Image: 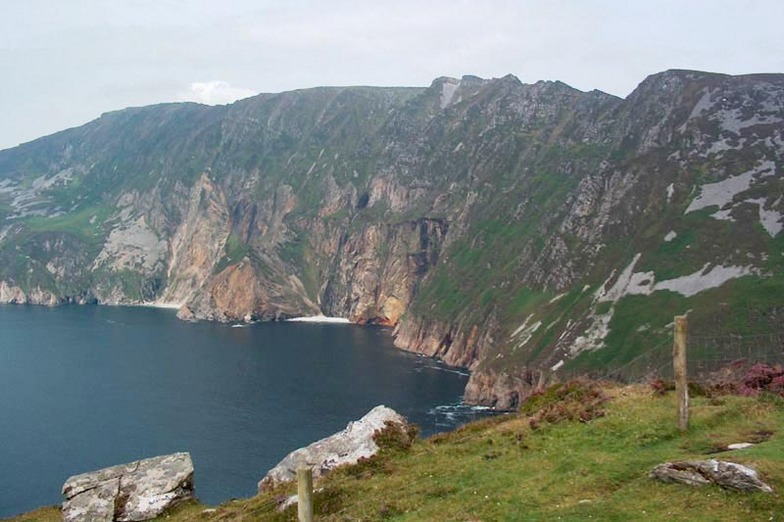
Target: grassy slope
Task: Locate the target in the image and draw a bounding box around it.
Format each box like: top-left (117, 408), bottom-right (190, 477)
top-left (18, 384), bottom-right (782, 521)
top-left (481, 207), bottom-right (784, 377)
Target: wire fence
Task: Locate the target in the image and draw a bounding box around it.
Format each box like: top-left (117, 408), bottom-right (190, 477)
top-left (559, 325), bottom-right (784, 386)
top-left (320, 325), bottom-right (784, 519)
top-left (421, 325), bottom-right (784, 432)
top-left (260, 321), bottom-right (784, 520)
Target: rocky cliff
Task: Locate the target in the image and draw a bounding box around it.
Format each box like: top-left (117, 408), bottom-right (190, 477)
top-left (1, 70), bottom-right (782, 406)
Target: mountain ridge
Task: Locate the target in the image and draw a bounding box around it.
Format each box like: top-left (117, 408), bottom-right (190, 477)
top-left (1, 69), bottom-right (782, 406)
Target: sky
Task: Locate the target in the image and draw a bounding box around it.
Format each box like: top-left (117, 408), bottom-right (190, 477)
top-left (1, 0), bottom-right (782, 151)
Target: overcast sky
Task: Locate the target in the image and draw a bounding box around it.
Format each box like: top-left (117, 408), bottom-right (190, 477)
top-left (1, 0), bottom-right (782, 151)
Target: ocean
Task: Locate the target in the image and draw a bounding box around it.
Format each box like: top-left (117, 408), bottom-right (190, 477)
top-left (0, 304), bottom-right (476, 517)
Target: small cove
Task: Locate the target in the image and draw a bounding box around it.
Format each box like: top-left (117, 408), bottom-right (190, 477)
top-left (0, 304), bottom-right (473, 517)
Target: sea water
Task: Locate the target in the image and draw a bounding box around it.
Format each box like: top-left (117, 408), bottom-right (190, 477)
top-left (0, 304), bottom-right (476, 517)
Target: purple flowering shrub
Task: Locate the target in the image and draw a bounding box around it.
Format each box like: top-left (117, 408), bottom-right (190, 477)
top-left (738, 364), bottom-right (784, 396)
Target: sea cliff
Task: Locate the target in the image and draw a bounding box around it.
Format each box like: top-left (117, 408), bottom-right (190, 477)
top-left (1, 70), bottom-right (783, 404)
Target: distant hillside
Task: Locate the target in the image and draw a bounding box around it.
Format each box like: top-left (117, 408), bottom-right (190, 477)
top-left (0, 70), bottom-right (782, 405)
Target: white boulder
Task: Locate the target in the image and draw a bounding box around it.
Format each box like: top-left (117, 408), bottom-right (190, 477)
top-left (62, 452), bottom-right (194, 521)
top-left (258, 405), bottom-right (409, 491)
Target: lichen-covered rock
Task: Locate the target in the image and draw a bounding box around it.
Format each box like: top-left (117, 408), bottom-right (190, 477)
top-left (258, 405), bottom-right (408, 492)
top-left (650, 459), bottom-right (773, 493)
top-left (62, 452), bottom-right (194, 522)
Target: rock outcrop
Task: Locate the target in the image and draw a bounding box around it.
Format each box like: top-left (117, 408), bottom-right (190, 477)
top-left (0, 281), bottom-right (61, 305)
top-left (61, 452), bottom-right (194, 522)
top-left (258, 405), bottom-right (409, 492)
top-left (649, 459), bottom-right (773, 493)
top-left (463, 367), bottom-right (545, 409)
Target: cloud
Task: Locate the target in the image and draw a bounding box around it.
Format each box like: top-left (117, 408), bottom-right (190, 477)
top-left (176, 80), bottom-right (257, 105)
top-left (3, 0), bottom-right (784, 150)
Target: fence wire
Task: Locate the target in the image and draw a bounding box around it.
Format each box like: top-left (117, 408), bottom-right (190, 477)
top-left (261, 327), bottom-right (784, 520)
top-left (557, 328), bottom-right (784, 386)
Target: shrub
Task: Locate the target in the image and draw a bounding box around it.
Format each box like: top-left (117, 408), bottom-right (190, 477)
top-left (374, 421), bottom-right (420, 452)
top-left (650, 378), bottom-right (674, 395)
top-left (739, 364), bottom-right (784, 397)
top-left (520, 379), bottom-right (607, 428)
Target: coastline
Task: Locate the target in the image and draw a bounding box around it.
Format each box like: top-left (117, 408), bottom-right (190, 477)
top-left (137, 302), bottom-right (183, 310)
top-left (285, 315), bottom-right (352, 324)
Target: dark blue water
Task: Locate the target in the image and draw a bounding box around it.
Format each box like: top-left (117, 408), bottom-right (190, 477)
top-left (0, 305), bottom-right (473, 517)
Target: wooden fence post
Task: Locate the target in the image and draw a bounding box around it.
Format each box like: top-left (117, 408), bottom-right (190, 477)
top-left (674, 315), bottom-right (689, 432)
top-left (297, 466), bottom-right (314, 522)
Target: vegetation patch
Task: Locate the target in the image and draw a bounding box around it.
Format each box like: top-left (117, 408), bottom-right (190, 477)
top-left (700, 363), bottom-right (784, 398)
top-left (23, 205), bottom-right (110, 246)
top-left (213, 233), bottom-right (251, 274)
top-left (374, 421), bottom-right (420, 453)
top-left (520, 379), bottom-right (608, 428)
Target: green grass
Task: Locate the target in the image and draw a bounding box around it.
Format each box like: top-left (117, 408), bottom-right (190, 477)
top-left (200, 385), bottom-right (784, 519)
top-left (415, 271), bottom-right (468, 317)
top-left (11, 384), bottom-right (784, 521)
top-left (412, 221), bottom-right (540, 322)
top-left (580, 292), bottom-right (687, 370)
top-left (276, 228), bottom-right (328, 301)
top-left (268, 386), bottom-right (784, 521)
top-left (485, 285), bottom-right (594, 370)
top-left (505, 287), bottom-right (553, 319)
top-left (213, 233), bottom-right (251, 275)
top-left (641, 226), bottom-right (699, 280)
top-left (23, 206), bottom-right (110, 245)
top-left (562, 267), bottom-right (784, 376)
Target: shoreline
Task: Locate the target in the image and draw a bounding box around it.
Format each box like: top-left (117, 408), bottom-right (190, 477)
top-left (285, 315), bottom-right (352, 324)
top-left (136, 302), bottom-right (183, 310)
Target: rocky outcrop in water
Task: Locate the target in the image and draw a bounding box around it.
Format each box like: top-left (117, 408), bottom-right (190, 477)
top-left (61, 452), bottom-right (194, 522)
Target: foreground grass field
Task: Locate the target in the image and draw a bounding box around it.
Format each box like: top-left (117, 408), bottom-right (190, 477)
top-left (13, 382), bottom-right (784, 521)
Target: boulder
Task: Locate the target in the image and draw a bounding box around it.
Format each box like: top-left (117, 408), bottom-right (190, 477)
top-left (650, 459), bottom-right (772, 493)
top-left (259, 405), bottom-right (409, 491)
top-left (62, 452), bottom-right (194, 522)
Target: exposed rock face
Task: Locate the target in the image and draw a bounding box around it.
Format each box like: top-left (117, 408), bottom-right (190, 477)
top-left (258, 405), bottom-right (408, 492)
top-left (0, 281), bottom-right (61, 305)
top-left (323, 218), bottom-right (448, 325)
top-left (393, 314), bottom-right (495, 369)
top-left (463, 367), bottom-right (544, 409)
top-left (93, 216), bottom-right (167, 274)
top-left (650, 460), bottom-right (773, 493)
top-left (162, 174), bottom-right (231, 306)
top-left (1, 70), bottom-right (783, 405)
top-left (61, 452), bottom-right (194, 522)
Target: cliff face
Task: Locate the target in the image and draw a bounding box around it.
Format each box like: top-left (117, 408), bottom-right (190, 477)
top-left (1, 70), bottom-right (782, 405)
top-left (321, 218), bottom-right (448, 325)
